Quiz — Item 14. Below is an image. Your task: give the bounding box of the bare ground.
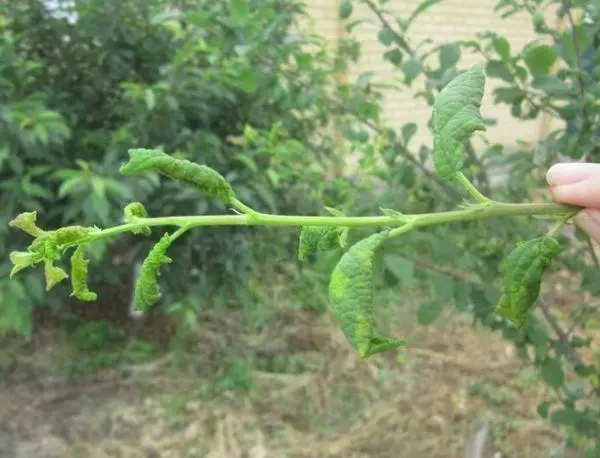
[0,273,590,458]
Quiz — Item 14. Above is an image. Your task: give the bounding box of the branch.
[362,0,414,57]
[538,297,585,369]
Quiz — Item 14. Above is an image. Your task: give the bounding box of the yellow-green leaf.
[44,261,68,291]
[433,65,486,179]
[329,232,404,358]
[70,246,98,301]
[298,226,340,261]
[120,149,236,204]
[495,236,562,326]
[9,211,45,237]
[123,202,151,236]
[133,233,173,311]
[9,251,39,278]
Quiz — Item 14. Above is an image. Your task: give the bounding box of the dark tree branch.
[538,297,585,369]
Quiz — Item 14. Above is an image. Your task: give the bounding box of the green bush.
[0,0,354,333]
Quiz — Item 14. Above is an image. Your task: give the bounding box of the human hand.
[547,163,600,243]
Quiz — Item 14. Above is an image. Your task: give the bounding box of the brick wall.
[300,0,559,152]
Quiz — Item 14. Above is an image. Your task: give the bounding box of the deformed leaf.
[433,65,487,179]
[9,251,39,278]
[124,202,151,235]
[44,260,68,291]
[9,211,45,237]
[298,226,340,261]
[133,233,173,311]
[328,232,404,358]
[495,236,562,326]
[70,246,98,301]
[51,226,99,245]
[120,149,236,204]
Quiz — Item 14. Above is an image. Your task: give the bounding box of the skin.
[547,163,600,243]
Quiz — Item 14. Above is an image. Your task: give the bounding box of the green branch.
[68,200,577,248]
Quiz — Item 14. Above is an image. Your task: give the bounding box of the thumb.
[546,163,600,209]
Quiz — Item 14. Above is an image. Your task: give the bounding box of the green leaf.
[378,27,396,47]
[492,36,511,60]
[9,251,39,278]
[432,65,486,179]
[384,255,414,286]
[486,60,514,82]
[405,0,443,30]
[495,236,562,326]
[51,226,98,245]
[9,211,45,237]
[433,274,454,302]
[418,300,444,326]
[120,149,236,204]
[384,48,403,66]
[540,357,565,389]
[228,0,251,25]
[124,202,151,236]
[551,408,583,428]
[134,234,173,311]
[329,232,404,358]
[44,260,68,291]
[439,43,461,70]
[339,0,353,19]
[402,58,422,82]
[453,282,471,311]
[401,122,417,144]
[70,246,98,301]
[144,89,156,111]
[532,75,571,98]
[536,400,551,419]
[493,87,526,104]
[238,68,258,93]
[524,44,557,76]
[298,226,340,261]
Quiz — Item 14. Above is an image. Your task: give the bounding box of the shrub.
[0,0,353,334]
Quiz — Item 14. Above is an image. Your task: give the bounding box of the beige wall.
[301,0,558,152]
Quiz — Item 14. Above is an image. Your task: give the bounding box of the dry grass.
[0,271,586,458]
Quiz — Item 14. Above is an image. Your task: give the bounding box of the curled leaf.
[52,226,98,245]
[9,211,45,236]
[433,65,486,179]
[134,233,173,311]
[44,260,68,291]
[70,246,98,301]
[9,251,39,278]
[495,236,562,326]
[328,232,404,358]
[298,226,341,261]
[124,202,151,235]
[120,149,236,204]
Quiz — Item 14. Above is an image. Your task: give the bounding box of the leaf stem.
[230,198,260,219]
[454,172,492,204]
[546,210,579,237]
